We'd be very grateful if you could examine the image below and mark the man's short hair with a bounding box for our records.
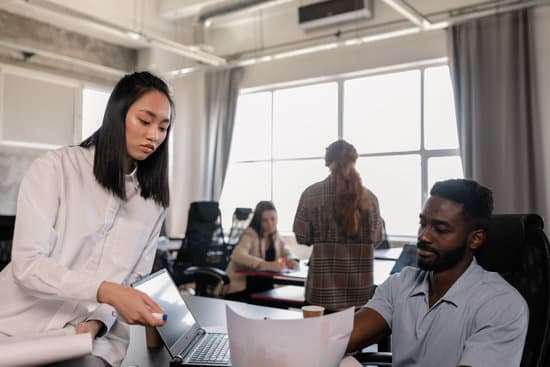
[430,179,494,230]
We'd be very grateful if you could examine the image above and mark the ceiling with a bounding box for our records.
[0,0,547,82]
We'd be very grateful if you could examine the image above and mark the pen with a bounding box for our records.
[152,312,168,321]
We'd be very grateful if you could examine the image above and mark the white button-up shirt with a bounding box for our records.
[0,146,166,366]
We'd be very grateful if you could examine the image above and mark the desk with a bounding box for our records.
[238,259,396,288]
[250,285,306,308]
[122,295,300,367]
[236,259,308,286]
[374,247,404,261]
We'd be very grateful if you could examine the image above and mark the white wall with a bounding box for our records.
[0,65,84,215]
[533,6,550,222]
[0,65,83,147]
[240,29,447,89]
[167,72,207,236]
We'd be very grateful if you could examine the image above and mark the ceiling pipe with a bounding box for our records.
[10,0,227,66]
[165,0,550,79]
[199,0,294,26]
[0,39,126,77]
[380,0,432,28]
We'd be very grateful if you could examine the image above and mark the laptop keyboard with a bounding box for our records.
[189,334,230,365]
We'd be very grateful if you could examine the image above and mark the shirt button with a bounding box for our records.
[112,311,117,317]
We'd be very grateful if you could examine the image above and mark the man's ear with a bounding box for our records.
[469,229,486,251]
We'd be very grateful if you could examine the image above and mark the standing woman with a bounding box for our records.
[225,201,298,298]
[0,72,174,366]
[293,140,383,312]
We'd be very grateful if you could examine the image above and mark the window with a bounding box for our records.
[2,72,78,147]
[221,64,463,237]
[82,88,110,141]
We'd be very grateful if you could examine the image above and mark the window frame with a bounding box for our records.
[227,59,461,238]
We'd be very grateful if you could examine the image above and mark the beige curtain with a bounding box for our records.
[448,9,547,218]
[203,67,244,200]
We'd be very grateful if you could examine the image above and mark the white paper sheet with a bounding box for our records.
[226,305,353,367]
[0,332,92,366]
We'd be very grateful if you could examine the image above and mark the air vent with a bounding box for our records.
[298,0,373,30]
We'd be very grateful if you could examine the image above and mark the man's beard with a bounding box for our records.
[416,238,468,272]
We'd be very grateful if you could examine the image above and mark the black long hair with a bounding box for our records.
[81,71,174,208]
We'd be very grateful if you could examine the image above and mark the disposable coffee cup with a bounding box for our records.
[145,326,162,348]
[302,305,325,318]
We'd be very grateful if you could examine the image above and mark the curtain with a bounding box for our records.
[448,9,546,216]
[203,67,244,200]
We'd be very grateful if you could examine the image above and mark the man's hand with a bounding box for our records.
[347,308,391,353]
[76,320,103,338]
[97,281,165,327]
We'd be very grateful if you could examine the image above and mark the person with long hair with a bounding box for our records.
[0,72,174,366]
[293,139,383,312]
[225,201,298,297]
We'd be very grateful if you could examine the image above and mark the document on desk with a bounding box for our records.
[0,329,92,366]
[226,305,353,367]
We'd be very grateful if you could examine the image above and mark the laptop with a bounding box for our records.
[133,269,231,366]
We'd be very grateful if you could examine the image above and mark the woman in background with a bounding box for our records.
[0,72,173,367]
[225,201,299,298]
[293,139,383,312]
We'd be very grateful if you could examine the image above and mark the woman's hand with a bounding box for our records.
[259,260,285,272]
[97,281,165,327]
[286,258,300,270]
[76,320,103,338]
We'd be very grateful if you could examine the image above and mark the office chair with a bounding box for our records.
[225,207,252,264]
[171,202,225,288]
[182,207,253,298]
[0,215,15,271]
[355,214,550,367]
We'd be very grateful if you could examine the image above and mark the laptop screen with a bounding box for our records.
[133,270,198,353]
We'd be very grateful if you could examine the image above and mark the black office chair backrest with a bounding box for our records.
[0,215,15,271]
[476,214,550,367]
[226,207,252,249]
[171,202,226,286]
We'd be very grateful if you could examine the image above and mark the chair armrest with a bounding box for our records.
[184,266,230,285]
[353,352,392,366]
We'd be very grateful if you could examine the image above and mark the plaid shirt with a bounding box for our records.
[293,174,383,311]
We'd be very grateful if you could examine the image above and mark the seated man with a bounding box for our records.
[347,179,528,367]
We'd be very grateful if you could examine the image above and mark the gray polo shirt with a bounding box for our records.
[366,258,528,367]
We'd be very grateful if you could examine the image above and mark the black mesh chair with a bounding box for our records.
[0,215,15,271]
[357,214,550,367]
[182,207,253,298]
[169,203,251,298]
[226,207,252,254]
[170,202,226,291]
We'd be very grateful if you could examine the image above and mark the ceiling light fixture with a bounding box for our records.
[165,67,198,78]
[126,32,143,41]
[273,42,339,60]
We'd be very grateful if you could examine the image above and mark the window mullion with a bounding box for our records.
[270,91,275,201]
[420,67,429,205]
[338,79,344,139]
